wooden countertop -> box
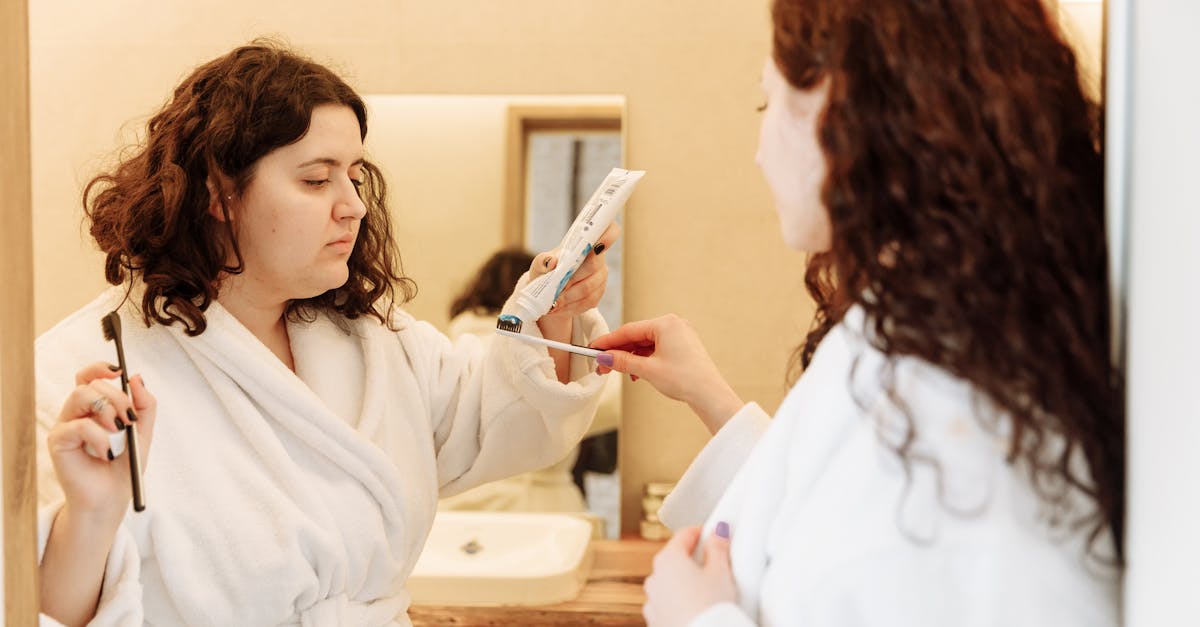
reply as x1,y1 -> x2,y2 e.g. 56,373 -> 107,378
409,537 -> 664,626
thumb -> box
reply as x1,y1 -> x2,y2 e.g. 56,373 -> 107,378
530,251 -> 559,279
703,521 -> 732,574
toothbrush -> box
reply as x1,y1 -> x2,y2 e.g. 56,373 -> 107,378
101,311 -> 146,512
495,328 -> 603,359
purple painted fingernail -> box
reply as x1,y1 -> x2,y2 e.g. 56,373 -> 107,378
593,243 -> 606,255
715,521 -> 730,538
596,353 -> 614,368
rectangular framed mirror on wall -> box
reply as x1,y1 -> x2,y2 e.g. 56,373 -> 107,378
363,95 -> 626,539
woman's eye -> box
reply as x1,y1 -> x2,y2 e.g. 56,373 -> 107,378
351,179 -> 365,188
304,179 -> 331,188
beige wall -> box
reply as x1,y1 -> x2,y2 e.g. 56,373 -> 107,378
32,2 -> 1104,533
364,95 -> 509,331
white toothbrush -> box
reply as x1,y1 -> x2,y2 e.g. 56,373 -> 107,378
495,328 -> 603,358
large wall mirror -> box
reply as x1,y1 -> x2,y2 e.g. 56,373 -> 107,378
340,94 -> 626,536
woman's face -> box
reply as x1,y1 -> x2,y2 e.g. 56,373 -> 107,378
756,57 -> 832,252
227,104 -> 367,302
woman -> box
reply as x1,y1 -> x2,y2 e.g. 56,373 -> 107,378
592,1 -> 1122,625
36,43 -> 615,626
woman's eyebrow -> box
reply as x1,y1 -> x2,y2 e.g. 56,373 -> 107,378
296,157 -> 365,168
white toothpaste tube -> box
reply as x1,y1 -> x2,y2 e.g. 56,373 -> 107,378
497,167 -> 645,332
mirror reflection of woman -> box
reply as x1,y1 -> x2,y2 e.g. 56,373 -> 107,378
592,1 -> 1122,625
36,43 -> 615,626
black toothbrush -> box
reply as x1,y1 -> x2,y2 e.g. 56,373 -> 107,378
101,311 -> 146,512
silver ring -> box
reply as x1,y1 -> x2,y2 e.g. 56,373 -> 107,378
89,396 -> 109,414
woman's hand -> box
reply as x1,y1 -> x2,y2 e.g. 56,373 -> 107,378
47,362 -> 157,524
529,222 -> 621,322
41,362 -> 157,626
589,315 -> 744,434
529,224 -> 620,382
642,524 -> 738,627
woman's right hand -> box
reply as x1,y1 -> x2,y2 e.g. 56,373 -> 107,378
41,364 -> 156,627
590,315 -> 744,434
47,362 -> 156,525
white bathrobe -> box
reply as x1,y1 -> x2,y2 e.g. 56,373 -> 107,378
35,286 -> 606,626
659,305 -> 1120,627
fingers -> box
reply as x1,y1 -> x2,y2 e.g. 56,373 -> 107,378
597,349 -> 653,379
47,416 -> 120,460
129,372 -> 154,427
663,525 -> 703,557
75,361 -> 122,386
553,262 -> 608,309
702,521 -> 732,575
594,222 -> 620,252
129,374 -> 154,415
61,382 -> 129,433
590,318 -> 663,351
529,251 -> 558,279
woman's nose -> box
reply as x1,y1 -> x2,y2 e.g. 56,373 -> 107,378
335,182 -> 367,221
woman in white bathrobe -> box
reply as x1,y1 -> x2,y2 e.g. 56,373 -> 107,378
37,43 -> 615,626
592,1 -> 1123,626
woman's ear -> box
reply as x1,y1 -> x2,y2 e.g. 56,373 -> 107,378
205,179 -> 232,222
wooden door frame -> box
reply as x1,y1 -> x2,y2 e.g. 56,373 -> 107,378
2,0 -> 38,622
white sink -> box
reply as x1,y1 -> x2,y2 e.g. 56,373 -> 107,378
408,511 -> 594,606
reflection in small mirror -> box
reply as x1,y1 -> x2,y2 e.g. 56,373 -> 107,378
364,95 -> 624,538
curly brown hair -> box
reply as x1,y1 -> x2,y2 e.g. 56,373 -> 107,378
773,0 -> 1124,561
84,41 -> 416,335
449,249 -> 536,319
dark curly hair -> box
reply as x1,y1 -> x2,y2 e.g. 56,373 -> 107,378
449,249 -> 536,319
774,0 -> 1123,561
84,41 -> 416,335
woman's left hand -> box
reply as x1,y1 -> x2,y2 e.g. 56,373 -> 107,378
529,222 -> 621,322
642,524 -> 738,627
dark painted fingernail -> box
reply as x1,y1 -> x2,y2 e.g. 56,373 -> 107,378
593,243 -> 606,255
596,353 -> 614,367
127,408 -> 139,423
108,364 -> 121,372
115,416 -> 126,430
107,448 -> 115,461
715,521 -> 730,538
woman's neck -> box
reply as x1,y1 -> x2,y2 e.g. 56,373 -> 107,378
217,278 -> 295,371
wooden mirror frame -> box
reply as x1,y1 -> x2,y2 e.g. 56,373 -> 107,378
502,103 -> 624,248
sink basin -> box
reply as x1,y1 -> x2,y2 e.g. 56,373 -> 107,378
408,511 -> 595,606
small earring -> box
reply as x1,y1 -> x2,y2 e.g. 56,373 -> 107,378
226,195 -> 232,201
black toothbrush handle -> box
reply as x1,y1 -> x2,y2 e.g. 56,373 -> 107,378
126,424 -> 145,512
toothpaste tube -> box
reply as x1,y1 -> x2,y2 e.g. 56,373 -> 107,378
499,167 -> 645,330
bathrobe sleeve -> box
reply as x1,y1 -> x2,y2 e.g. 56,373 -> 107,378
399,275 -> 608,497
689,542 -> 1117,627
657,403 -> 772,530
